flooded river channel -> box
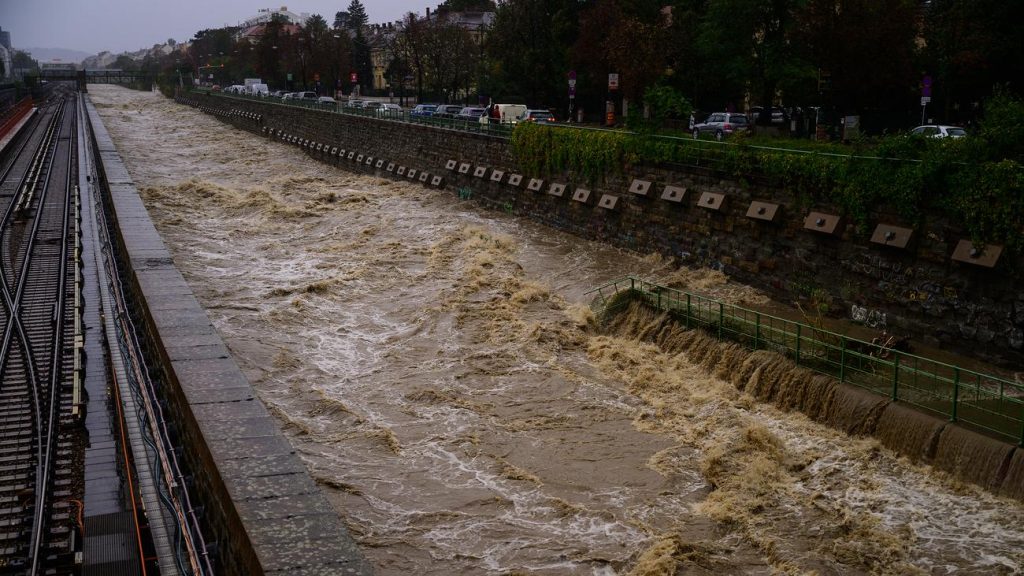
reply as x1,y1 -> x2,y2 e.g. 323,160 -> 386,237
91,86 -> 1024,575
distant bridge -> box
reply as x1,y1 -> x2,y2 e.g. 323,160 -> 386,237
34,69 -> 155,91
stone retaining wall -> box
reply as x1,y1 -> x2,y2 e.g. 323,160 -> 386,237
178,91 -> 1024,368
87,95 -> 373,576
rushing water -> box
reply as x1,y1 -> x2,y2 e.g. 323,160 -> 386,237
90,86 -> 1024,576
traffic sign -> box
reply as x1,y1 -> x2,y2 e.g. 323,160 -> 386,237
608,73 -> 619,90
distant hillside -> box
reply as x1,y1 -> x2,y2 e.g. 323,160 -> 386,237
21,47 -> 92,64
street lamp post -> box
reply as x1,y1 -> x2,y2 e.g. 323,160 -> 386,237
297,37 -> 307,91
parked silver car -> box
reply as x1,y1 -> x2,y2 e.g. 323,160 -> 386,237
692,112 -> 750,140
910,125 -> 966,139
456,107 -> 487,121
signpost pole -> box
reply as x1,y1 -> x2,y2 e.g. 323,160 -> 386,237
921,75 -> 933,125
568,70 -> 576,123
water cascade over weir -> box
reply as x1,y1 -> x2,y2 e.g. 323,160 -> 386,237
599,296 -> 1024,498
90,85 -> 1024,575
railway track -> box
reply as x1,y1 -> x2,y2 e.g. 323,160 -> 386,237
0,90 -> 81,574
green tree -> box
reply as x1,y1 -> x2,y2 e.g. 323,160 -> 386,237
304,14 -> 334,93
334,11 -> 350,30
796,0 -> 919,129
694,0 -> 803,113
256,15 -> 288,87
113,54 -> 139,71
12,50 -> 38,71
923,0 -> 1024,125
346,0 -> 369,31
486,0 -> 581,105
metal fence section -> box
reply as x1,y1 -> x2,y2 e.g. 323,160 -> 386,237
586,276 -> 1024,445
200,89 -> 516,138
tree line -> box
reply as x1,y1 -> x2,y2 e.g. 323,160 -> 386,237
123,0 -> 1021,131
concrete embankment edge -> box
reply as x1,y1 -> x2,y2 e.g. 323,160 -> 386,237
83,95 -> 373,575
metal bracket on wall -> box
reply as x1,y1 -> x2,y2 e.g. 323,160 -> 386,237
598,194 -> 619,210
746,201 -> 779,222
661,185 -> 687,203
951,240 -> 1002,268
629,179 -> 652,196
870,224 -> 913,249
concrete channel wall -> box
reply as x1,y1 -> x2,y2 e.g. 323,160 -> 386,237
178,91 -> 1024,369
85,96 -> 373,575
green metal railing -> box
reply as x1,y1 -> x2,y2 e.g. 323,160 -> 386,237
587,276 -> 1024,445
197,89 -> 515,138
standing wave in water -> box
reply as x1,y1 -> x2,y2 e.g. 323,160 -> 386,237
91,86 -> 1024,575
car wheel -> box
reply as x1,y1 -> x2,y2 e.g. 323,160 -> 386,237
692,129 -> 700,140
715,130 -> 724,141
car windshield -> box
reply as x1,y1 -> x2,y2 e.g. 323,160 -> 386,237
946,127 -> 966,136
729,115 -> 748,124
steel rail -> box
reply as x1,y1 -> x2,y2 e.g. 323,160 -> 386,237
31,98 -> 75,575
0,95 -> 72,573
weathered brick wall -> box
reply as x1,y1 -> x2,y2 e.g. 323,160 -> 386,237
177,92 -> 1024,367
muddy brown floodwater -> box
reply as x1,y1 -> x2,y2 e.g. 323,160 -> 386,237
91,86 -> 1024,576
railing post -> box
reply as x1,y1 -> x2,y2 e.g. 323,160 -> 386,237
755,313 -> 761,350
718,302 -> 724,340
892,353 -> 900,401
951,367 -> 959,423
630,277 -> 635,291
795,324 -> 801,365
839,337 -> 847,383
686,294 -> 692,329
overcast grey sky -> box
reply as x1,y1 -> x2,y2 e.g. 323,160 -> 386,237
1,0 -> 431,55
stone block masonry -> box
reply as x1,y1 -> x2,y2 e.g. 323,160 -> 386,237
88,95 -> 374,576
179,91 -> 1024,368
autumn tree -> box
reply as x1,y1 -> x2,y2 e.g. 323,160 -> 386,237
391,13 -> 430,100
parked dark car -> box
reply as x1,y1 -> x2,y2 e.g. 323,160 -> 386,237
750,106 -> 787,125
522,109 -> 557,124
410,104 -> 438,118
692,112 -> 750,140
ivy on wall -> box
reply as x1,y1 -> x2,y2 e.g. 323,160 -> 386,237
511,122 -> 1024,251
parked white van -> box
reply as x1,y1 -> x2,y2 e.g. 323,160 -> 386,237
495,104 -> 527,124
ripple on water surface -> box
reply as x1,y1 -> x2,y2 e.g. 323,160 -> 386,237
91,85 -> 1024,576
